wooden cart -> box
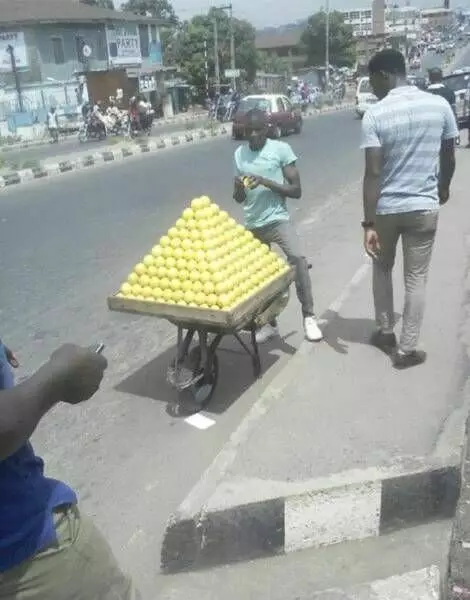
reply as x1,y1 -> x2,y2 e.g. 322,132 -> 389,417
108,268 -> 295,409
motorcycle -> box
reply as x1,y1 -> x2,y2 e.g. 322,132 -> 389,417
128,109 -> 154,138
78,115 -> 107,143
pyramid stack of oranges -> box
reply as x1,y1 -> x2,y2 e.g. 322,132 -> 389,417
117,196 -> 289,311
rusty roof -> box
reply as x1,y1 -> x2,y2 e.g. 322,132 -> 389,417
0,0 -> 166,26
255,28 -> 303,50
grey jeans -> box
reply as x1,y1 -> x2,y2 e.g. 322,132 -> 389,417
251,220 -> 314,317
373,210 -> 438,353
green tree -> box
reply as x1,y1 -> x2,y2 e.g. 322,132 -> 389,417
120,0 -> 178,22
80,0 -> 115,8
257,51 -> 291,76
300,11 -> 355,67
165,8 -> 257,95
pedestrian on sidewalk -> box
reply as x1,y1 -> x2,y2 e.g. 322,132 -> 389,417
361,49 -> 458,369
0,341 -> 140,600
233,108 -> 323,344
46,107 -> 59,144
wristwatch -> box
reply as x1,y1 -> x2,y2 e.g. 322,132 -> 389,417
361,220 -> 375,229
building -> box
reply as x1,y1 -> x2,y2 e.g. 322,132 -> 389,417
341,4 -> 420,39
420,8 -> 454,29
341,8 -> 373,37
0,0 -> 180,132
255,29 -> 305,73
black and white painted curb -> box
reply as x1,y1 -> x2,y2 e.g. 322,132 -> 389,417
0,112 -> 208,154
0,125 -> 229,188
0,103 -> 355,190
160,460 -> 460,573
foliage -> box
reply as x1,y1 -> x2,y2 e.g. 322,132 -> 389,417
165,8 -> 258,95
300,11 -> 355,67
80,0 -> 116,8
120,0 -> 178,22
257,51 -> 291,75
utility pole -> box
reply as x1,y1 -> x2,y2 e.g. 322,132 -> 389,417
203,38 -> 209,99
7,44 -> 23,112
216,4 -> 236,90
228,4 -> 236,90
213,18 -> 221,93
325,0 -> 330,88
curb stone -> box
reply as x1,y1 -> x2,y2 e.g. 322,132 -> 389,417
0,104 -> 354,190
160,459 -> 460,573
0,112 -> 207,154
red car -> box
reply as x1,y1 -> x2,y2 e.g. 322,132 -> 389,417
232,94 -> 303,140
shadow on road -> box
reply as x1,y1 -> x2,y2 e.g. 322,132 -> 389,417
115,331 -> 297,417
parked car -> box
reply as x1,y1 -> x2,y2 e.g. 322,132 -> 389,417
231,94 -> 302,140
355,77 -> 378,118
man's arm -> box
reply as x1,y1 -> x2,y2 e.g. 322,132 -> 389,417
363,148 -> 383,221
259,162 -> 301,199
253,143 -> 301,199
360,112 -> 383,222
233,151 -> 246,203
0,345 -> 107,461
439,102 -> 458,203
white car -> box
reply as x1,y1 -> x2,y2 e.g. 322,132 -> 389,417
355,77 -> 378,118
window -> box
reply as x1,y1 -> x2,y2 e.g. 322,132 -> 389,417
51,37 -> 65,64
282,97 -> 292,111
150,25 -> 158,43
276,98 -> 284,112
139,25 -> 149,58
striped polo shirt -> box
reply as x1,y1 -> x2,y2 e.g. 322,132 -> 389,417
234,139 -> 297,230
360,85 -> 458,215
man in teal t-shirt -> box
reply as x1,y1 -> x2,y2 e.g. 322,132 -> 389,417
233,108 -> 322,343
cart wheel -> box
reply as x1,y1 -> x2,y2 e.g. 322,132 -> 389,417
188,346 -> 219,408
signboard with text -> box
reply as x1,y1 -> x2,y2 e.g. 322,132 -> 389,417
0,32 -> 28,72
106,25 -> 142,66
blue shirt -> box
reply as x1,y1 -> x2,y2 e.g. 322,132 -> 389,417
234,139 -> 298,230
360,85 -> 458,215
0,343 -> 77,572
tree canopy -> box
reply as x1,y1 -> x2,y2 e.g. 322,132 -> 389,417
165,7 -> 258,94
80,0 -> 115,8
120,0 -> 178,22
301,11 -> 356,67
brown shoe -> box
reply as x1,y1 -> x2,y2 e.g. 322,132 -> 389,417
370,331 -> 397,355
393,350 -> 427,370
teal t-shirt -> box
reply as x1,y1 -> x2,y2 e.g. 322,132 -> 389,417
234,139 -> 298,230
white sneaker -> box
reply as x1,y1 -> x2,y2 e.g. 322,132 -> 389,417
304,316 -> 323,342
255,324 -> 279,344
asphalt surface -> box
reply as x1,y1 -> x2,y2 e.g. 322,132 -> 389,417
0,118 -> 205,167
0,108 -> 363,595
2,45 -> 470,596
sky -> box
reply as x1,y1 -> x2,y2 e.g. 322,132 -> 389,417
117,0 -> 469,28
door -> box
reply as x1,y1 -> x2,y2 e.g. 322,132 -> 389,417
281,96 -> 295,131
274,96 -> 289,131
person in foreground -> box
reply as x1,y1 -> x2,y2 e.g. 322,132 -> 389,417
361,49 -> 457,369
233,108 -> 322,343
0,342 -> 139,600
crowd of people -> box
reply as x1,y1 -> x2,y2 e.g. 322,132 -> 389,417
2,46 -> 460,598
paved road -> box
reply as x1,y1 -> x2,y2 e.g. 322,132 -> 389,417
0,108 -> 363,596
0,118 -> 205,167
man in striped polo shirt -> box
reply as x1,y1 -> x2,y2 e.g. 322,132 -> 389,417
361,49 -> 458,369
233,108 -> 322,344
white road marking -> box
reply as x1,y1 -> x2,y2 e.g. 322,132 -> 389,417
185,413 -> 216,430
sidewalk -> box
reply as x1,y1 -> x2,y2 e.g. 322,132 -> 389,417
161,149 -> 470,575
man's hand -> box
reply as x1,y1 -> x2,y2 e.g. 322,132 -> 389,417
364,228 -> 381,260
4,347 -> 19,369
233,176 -> 246,204
439,184 -> 450,205
47,344 -> 108,405
243,175 -> 266,190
